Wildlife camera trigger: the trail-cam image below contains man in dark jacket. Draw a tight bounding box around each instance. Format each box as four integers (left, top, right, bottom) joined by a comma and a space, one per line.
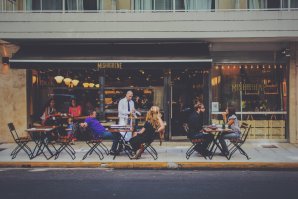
188, 103, 213, 156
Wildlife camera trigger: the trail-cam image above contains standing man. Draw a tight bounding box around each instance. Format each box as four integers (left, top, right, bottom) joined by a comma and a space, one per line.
118, 90, 135, 141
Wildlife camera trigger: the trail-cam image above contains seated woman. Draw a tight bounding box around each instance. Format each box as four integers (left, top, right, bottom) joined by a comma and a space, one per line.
41, 98, 58, 125
69, 98, 82, 117
129, 106, 165, 159
219, 106, 241, 156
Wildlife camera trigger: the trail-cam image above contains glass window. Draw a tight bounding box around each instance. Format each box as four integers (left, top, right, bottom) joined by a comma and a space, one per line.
218, 0, 242, 9
134, 0, 153, 11
155, 0, 173, 10
42, 0, 62, 10
291, 0, 298, 8
211, 64, 288, 139
248, 0, 266, 9
267, 0, 280, 9
116, 0, 131, 11
25, 0, 63, 11
184, 0, 213, 10
83, 0, 97, 10
175, 0, 185, 10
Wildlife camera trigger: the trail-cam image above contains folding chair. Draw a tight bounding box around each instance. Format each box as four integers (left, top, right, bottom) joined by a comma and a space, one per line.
82, 128, 109, 160
143, 136, 158, 160
227, 122, 251, 160
54, 135, 76, 160
184, 123, 207, 159
7, 123, 33, 159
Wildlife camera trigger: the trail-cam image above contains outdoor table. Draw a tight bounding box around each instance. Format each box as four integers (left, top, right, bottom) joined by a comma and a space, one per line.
26, 126, 58, 160
203, 125, 233, 160
108, 125, 134, 160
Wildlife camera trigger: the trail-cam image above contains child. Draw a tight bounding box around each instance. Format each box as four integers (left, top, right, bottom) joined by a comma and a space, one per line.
66, 117, 75, 145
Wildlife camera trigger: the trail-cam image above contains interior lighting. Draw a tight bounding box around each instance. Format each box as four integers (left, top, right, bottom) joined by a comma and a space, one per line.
89, 83, 95, 88
233, 65, 236, 69
63, 78, 72, 86
280, 65, 283, 69
215, 65, 219, 70
32, 75, 37, 84
95, 84, 100, 88
227, 65, 230, 69
268, 65, 271, 69
245, 65, 248, 69
83, 82, 89, 88
54, 75, 64, 84
256, 65, 259, 69
71, 79, 79, 87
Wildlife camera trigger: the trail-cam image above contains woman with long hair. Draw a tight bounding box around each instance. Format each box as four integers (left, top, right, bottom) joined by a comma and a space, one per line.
129, 106, 165, 159
219, 106, 241, 156
40, 98, 57, 125
69, 98, 82, 117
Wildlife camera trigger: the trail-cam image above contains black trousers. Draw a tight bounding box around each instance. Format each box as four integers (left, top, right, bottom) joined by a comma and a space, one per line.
129, 133, 152, 152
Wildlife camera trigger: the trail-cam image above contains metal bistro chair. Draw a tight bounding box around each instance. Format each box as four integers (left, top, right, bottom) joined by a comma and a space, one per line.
7, 123, 33, 159
54, 132, 76, 160
227, 122, 251, 160
142, 135, 158, 160
82, 128, 109, 160
184, 123, 207, 160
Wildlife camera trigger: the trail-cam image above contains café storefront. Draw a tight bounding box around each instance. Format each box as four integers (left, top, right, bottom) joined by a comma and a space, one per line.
9, 42, 289, 141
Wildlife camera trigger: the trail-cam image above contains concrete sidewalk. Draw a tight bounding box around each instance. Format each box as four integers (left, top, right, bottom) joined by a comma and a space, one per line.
1, 141, 298, 169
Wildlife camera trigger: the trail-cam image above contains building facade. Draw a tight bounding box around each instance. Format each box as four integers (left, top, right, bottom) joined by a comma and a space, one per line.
0, 0, 297, 143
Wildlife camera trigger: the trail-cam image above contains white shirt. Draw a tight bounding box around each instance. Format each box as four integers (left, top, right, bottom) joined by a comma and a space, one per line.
118, 97, 135, 119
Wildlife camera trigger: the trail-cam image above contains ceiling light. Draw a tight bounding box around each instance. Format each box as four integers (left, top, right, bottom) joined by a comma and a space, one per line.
54, 75, 64, 84
63, 78, 72, 86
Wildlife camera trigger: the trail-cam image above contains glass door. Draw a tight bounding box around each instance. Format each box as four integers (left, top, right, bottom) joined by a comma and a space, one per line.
170, 68, 210, 137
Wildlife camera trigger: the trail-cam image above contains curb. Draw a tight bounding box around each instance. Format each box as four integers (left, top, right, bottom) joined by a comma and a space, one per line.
1, 162, 298, 170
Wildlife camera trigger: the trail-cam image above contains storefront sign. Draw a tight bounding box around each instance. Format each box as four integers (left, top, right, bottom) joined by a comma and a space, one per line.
97, 62, 123, 69
231, 83, 264, 92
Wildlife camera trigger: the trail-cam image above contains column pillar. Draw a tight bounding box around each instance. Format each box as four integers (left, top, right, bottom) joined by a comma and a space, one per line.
289, 43, 298, 143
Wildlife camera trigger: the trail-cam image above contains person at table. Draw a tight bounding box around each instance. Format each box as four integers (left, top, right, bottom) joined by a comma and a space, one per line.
129, 106, 165, 159
69, 98, 82, 117
188, 103, 213, 156
80, 110, 119, 153
41, 98, 58, 125
219, 106, 241, 156
118, 90, 136, 140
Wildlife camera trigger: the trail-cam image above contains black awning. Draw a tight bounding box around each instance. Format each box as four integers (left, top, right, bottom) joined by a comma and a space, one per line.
10, 42, 212, 69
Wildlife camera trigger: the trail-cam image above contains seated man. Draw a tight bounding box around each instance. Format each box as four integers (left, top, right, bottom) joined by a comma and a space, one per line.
80, 110, 120, 154
188, 103, 214, 156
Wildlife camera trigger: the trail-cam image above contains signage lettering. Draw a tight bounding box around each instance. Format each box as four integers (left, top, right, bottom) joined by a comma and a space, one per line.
97, 62, 123, 69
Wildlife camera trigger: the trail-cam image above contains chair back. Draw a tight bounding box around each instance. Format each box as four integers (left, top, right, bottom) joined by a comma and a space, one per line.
7, 123, 20, 142
240, 122, 251, 142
